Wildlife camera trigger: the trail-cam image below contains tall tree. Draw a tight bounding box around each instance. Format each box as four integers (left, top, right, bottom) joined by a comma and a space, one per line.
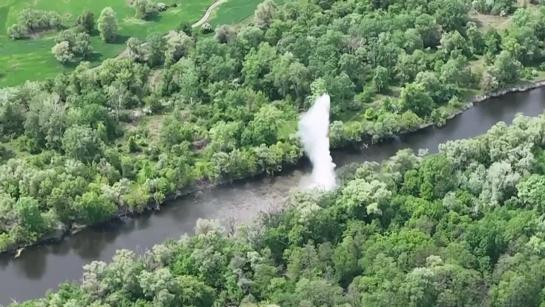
98, 7, 118, 43
75, 10, 95, 34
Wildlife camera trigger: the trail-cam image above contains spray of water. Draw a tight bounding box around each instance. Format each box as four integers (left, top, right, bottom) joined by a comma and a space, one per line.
298, 94, 336, 191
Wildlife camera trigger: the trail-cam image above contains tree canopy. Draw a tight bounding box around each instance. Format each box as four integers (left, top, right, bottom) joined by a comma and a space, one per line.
18, 114, 545, 307
2, 0, 545, 262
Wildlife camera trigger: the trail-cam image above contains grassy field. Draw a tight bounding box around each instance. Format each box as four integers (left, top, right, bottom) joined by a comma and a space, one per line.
209, 0, 285, 26
209, 0, 263, 26
0, 0, 213, 87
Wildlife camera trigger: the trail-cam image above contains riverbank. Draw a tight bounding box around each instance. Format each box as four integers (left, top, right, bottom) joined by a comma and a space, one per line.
4, 83, 545, 305
3, 79, 545, 258
441, 79, 545, 127
350, 79, 545, 146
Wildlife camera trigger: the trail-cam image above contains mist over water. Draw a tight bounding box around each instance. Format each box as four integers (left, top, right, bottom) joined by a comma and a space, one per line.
298, 94, 336, 190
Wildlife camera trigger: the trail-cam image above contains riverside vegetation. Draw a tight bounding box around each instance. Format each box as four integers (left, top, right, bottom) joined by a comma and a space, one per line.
14, 113, 545, 306
1, 0, 545, 274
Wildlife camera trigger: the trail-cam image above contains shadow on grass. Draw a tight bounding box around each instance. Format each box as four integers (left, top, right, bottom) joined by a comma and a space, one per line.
89, 29, 100, 36
147, 13, 163, 23
112, 34, 130, 45
86, 52, 103, 62
89, 33, 130, 45
61, 61, 80, 69
61, 52, 104, 68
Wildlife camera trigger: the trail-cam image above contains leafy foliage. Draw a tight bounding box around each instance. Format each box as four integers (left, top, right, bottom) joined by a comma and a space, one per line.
20, 115, 545, 306
1, 0, 545, 254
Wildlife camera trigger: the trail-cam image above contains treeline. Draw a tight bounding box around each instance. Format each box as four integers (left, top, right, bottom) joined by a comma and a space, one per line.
9, 1, 163, 63
7, 0, 162, 40
1, 0, 545, 251
7, 9, 64, 39
18, 114, 545, 306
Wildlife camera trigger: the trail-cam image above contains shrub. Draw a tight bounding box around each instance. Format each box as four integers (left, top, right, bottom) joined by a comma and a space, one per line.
51, 29, 92, 63
201, 23, 213, 34
98, 7, 118, 43
133, 0, 159, 19
7, 9, 64, 39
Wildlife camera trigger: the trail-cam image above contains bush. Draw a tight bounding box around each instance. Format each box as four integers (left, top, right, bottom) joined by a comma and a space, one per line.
472, 0, 516, 16
201, 23, 213, 34
0, 145, 14, 162
52, 41, 74, 63
75, 11, 95, 34
98, 7, 118, 43
52, 30, 92, 63
7, 9, 64, 39
215, 25, 237, 44
133, 0, 159, 19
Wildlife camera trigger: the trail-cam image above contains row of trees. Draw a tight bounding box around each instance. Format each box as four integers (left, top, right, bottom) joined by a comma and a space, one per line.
22, 2, 166, 64
51, 8, 119, 64
9, 1, 151, 41
2, 0, 545, 252
6, 6, 120, 64
473, 0, 516, 15
7, 9, 64, 39
132, 0, 161, 20
19, 114, 545, 306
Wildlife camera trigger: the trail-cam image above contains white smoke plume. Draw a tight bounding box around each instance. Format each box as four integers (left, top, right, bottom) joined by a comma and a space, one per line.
298, 94, 336, 191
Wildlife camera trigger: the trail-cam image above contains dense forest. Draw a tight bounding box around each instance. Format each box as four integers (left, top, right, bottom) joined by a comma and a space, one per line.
15, 114, 545, 306
1, 0, 545, 259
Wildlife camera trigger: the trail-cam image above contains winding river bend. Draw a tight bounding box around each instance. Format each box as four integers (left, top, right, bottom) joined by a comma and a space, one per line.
1, 88, 545, 304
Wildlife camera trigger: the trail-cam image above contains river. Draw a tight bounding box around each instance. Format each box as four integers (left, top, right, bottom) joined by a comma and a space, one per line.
1, 88, 545, 304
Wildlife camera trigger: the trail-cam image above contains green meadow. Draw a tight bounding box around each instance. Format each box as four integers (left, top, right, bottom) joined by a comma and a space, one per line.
209, 0, 284, 26
0, 0, 213, 87
209, 0, 263, 26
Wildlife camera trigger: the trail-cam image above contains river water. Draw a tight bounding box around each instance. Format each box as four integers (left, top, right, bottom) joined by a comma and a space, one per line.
1, 88, 545, 304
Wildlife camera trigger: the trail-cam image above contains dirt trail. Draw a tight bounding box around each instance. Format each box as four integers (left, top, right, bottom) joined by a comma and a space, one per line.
192, 0, 227, 28
104, 0, 229, 64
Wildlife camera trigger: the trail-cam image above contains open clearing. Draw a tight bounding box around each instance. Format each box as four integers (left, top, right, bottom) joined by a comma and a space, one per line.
0, 0, 213, 87
209, 0, 263, 26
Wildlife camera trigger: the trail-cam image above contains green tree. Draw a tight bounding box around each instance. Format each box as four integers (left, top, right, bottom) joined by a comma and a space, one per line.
517, 175, 545, 211
467, 22, 485, 55
333, 235, 361, 287
373, 66, 389, 93
492, 50, 522, 85
62, 126, 103, 163
15, 197, 48, 239
400, 83, 435, 117
403, 28, 424, 53
432, 0, 469, 32
145, 33, 166, 66
209, 121, 241, 152
440, 31, 469, 57
440, 56, 471, 87
415, 14, 441, 48
98, 7, 118, 43
215, 25, 236, 44
133, 0, 158, 19
165, 31, 193, 65
75, 10, 95, 34
76, 191, 117, 224
52, 29, 91, 63
127, 37, 148, 63
484, 29, 502, 56
254, 0, 277, 29
241, 104, 285, 145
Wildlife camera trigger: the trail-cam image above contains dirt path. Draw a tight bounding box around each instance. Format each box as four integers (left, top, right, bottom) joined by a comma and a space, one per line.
192, 0, 227, 28
105, 0, 229, 63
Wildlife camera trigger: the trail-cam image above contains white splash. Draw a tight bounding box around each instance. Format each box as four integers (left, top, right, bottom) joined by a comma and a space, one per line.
298, 94, 336, 191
